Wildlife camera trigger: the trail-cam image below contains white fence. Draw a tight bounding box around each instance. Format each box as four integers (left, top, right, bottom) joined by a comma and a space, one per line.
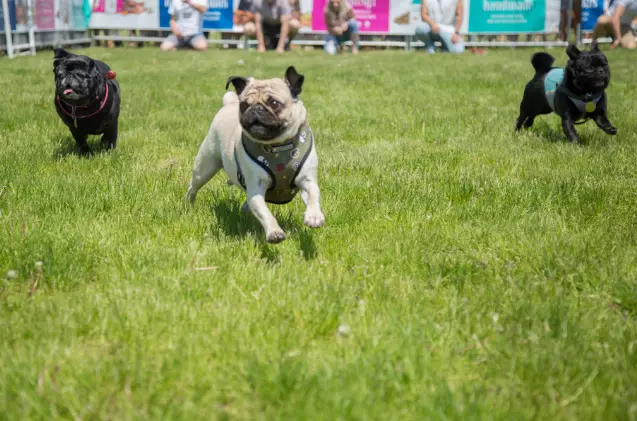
2, 0, 604, 58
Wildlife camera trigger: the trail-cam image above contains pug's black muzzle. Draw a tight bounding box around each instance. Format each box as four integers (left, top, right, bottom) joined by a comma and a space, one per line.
56, 76, 93, 106
240, 104, 283, 141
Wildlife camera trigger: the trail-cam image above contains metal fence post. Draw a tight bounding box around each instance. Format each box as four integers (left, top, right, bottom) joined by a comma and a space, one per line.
26, 0, 35, 55
566, 0, 574, 42
2, 0, 14, 58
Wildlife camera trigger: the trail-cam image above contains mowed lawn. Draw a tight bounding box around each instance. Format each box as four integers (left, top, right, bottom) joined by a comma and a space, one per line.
1, 46, 637, 421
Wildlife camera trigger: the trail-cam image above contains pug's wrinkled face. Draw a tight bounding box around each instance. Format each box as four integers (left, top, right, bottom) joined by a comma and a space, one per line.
566, 42, 610, 95
53, 48, 103, 106
227, 66, 306, 143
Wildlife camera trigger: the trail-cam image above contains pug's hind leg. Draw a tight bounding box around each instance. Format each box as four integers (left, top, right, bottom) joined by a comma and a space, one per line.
297, 177, 325, 229
186, 149, 222, 204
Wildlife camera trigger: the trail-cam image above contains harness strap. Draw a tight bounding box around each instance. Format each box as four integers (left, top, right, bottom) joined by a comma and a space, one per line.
235, 124, 313, 204
56, 83, 110, 127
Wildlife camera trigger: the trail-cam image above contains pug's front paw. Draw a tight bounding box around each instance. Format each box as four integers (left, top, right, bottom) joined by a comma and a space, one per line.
604, 125, 617, 135
266, 229, 287, 244
304, 210, 325, 228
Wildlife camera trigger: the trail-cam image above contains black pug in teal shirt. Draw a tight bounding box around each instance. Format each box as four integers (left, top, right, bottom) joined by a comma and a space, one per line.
515, 42, 616, 144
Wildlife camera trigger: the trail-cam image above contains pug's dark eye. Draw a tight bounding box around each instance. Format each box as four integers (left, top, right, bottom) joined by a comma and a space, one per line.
240, 102, 249, 113
268, 98, 281, 110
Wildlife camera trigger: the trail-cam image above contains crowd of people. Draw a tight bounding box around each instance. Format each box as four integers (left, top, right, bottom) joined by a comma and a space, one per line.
151, 0, 637, 53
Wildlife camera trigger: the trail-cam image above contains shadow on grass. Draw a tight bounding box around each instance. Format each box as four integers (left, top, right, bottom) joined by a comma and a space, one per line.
529, 121, 614, 146
535, 123, 570, 143
210, 198, 319, 260
297, 229, 318, 261
52, 135, 114, 159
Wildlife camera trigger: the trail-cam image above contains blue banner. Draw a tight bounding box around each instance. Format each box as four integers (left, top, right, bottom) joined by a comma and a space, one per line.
160, 0, 233, 30
581, 0, 604, 31
468, 0, 546, 33
0, 0, 17, 32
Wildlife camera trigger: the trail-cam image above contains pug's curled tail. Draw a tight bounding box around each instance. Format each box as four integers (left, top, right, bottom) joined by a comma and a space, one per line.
531, 52, 555, 76
222, 91, 239, 106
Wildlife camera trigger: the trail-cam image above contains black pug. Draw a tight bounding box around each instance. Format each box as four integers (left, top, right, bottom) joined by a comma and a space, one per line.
53, 48, 121, 154
515, 41, 616, 144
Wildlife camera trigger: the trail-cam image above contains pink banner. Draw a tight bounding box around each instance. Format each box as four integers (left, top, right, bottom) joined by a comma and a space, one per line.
93, 0, 123, 13
312, 0, 389, 32
35, 0, 55, 29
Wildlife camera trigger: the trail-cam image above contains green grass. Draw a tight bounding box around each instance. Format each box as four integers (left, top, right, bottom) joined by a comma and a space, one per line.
1, 46, 637, 420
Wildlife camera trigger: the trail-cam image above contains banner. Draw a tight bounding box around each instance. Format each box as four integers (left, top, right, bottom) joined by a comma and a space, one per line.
90, 0, 159, 28
2, 0, 90, 32
84, 0, 564, 34
389, 0, 420, 33
159, 0, 233, 30
0, 0, 17, 32
312, 0, 390, 32
468, 0, 546, 33
581, 0, 603, 30
34, 0, 55, 29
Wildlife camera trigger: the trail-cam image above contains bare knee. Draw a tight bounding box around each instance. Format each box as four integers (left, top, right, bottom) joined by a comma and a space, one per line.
192, 40, 208, 50
160, 42, 176, 51
244, 22, 256, 37
597, 15, 612, 25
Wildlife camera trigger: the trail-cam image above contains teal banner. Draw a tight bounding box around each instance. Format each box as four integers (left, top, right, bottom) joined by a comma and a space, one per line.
468, 0, 546, 33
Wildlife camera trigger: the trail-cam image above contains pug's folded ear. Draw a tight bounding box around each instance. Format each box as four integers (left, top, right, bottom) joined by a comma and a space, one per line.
226, 76, 249, 95
54, 48, 70, 59
590, 40, 600, 52
53, 48, 71, 69
566, 43, 581, 60
285, 66, 304, 98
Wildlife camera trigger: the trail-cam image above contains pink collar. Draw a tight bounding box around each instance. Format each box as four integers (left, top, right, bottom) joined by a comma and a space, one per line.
57, 83, 110, 127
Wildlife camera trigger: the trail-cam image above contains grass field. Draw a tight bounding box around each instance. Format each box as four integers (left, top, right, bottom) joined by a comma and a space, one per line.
1, 46, 637, 420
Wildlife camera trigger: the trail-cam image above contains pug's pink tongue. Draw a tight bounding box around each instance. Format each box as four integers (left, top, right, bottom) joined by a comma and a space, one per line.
63, 89, 73, 95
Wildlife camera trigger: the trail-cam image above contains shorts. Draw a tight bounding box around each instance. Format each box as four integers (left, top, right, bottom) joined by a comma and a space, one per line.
261, 21, 288, 50
164, 33, 205, 49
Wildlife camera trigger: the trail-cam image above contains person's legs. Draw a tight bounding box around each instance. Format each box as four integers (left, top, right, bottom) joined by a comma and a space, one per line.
324, 34, 340, 54
344, 18, 359, 53
620, 26, 637, 48
243, 22, 256, 49
437, 27, 465, 53
160, 34, 180, 51
592, 15, 613, 39
244, 22, 256, 37
558, 0, 568, 40
288, 18, 301, 48
262, 21, 282, 50
414, 22, 436, 53
189, 33, 208, 51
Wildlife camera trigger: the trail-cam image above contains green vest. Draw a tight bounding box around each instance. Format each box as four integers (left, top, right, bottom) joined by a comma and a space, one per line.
236, 124, 314, 204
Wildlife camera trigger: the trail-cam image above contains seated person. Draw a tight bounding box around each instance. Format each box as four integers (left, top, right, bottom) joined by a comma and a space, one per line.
160, 0, 208, 51
414, 0, 464, 54
324, 0, 359, 55
244, 0, 298, 52
592, 0, 637, 49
